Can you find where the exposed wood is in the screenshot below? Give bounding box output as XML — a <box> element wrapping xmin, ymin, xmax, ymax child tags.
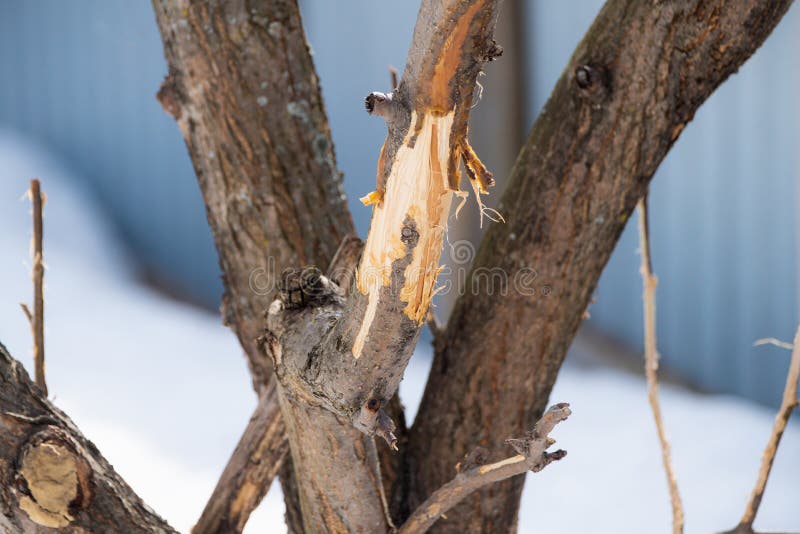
<box><xmin>637</xmin><ymin>197</ymin><xmax>684</xmax><ymax>534</ymax></box>
<box><xmin>721</xmin><ymin>326</ymin><xmax>800</xmax><ymax>534</ymax></box>
<box><xmin>153</xmin><ymin>0</ymin><xmax>355</xmax><ymax>528</ymax></box>
<box><xmin>407</xmin><ymin>1</ymin><xmax>795</xmax><ymax>531</ymax></box>
<box><xmin>398</xmin><ymin>403</ymin><xmax>570</xmax><ymax>534</ymax></box>
<box><xmin>0</xmin><ymin>342</ymin><xmax>176</xmax><ymax>533</ymax></box>
<box><xmin>265</xmin><ymin>3</ymin><xmax>503</xmax><ymax>529</ymax></box>
<box><xmin>21</xmin><ymin>179</ymin><xmax>46</xmax><ymax>396</ymax></box>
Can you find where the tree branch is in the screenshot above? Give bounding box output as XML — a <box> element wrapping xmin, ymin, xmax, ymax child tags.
<box><xmin>192</xmin><ymin>385</ymin><xmax>286</xmax><ymax>534</ymax></box>
<box><xmin>398</xmin><ymin>403</ymin><xmax>570</xmax><ymax>534</ymax></box>
<box><xmin>407</xmin><ymin>1</ymin><xmax>795</xmax><ymax>531</ymax></box>
<box><xmin>22</xmin><ymin>178</ymin><xmax>46</xmax><ymax>396</ymax></box>
<box><xmin>153</xmin><ymin>1</ymin><xmax>356</xmax><ymax>528</ymax></box>
<box><xmin>721</xmin><ymin>326</ymin><xmax>800</xmax><ymax>534</ymax></box>
<box><xmin>266</xmin><ymin>0</ymin><xmax>503</xmax><ymax>529</ymax></box>
<box><xmin>637</xmin><ymin>196</ymin><xmax>684</xmax><ymax>534</ymax></box>
<box><xmin>0</xmin><ymin>341</ymin><xmax>176</xmax><ymax>532</ymax></box>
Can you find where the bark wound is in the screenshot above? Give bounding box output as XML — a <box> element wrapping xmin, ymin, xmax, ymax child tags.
<box><xmin>15</xmin><ymin>431</ymin><xmax>91</xmax><ymax>528</ymax></box>
<box><xmin>354</xmin><ymin>111</ymin><xmax>455</xmax><ymax>358</ymax></box>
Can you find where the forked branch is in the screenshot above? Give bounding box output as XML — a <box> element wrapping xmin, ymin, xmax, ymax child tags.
<box><xmin>721</xmin><ymin>326</ymin><xmax>800</xmax><ymax>534</ymax></box>
<box><xmin>398</xmin><ymin>403</ymin><xmax>571</xmax><ymax>534</ymax></box>
<box><xmin>637</xmin><ymin>197</ymin><xmax>684</xmax><ymax>534</ymax></box>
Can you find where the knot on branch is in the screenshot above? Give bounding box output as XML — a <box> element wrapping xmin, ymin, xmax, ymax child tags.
<box><xmin>364</xmin><ymin>91</ymin><xmax>408</xmax><ymax>125</ymax></box>
<box><xmin>278</xmin><ymin>268</ymin><xmax>344</xmax><ymax>309</ymax></box>
<box><xmin>14</xmin><ymin>428</ymin><xmax>93</xmax><ymax>528</ymax></box>
<box><xmin>157</xmin><ymin>69</ymin><xmax>185</xmax><ymax>121</ymax></box>
<box><xmin>505</xmin><ymin>402</ymin><xmax>571</xmax><ymax>472</ymax></box>
<box><xmin>482</xmin><ymin>39</ymin><xmax>503</xmax><ymax>62</ymax></box>
<box><xmin>355</xmin><ymin>398</ymin><xmax>398</xmax><ymax>450</ymax></box>
<box><xmin>457</xmin><ymin>447</ymin><xmax>490</xmax><ymax>473</ymax></box>
<box><xmin>573</xmin><ymin>64</ymin><xmax>610</xmax><ymax>104</ymax></box>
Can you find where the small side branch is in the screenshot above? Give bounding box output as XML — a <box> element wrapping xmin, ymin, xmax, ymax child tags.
<box><xmin>22</xmin><ymin>179</ymin><xmax>46</xmax><ymax>396</ymax></box>
<box><xmin>637</xmin><ymin>197</ymin><xmax>684</xmax><ymax>534</ymax></box>
<box><xmin>723</xmin><ymin>326</ymin><xmax>800</xmax><ymax>534</ymax></box>
<box><xmin>398</xmin><ymin>403</ymin><xmax>570</xmax><ymax>534</ymax></box>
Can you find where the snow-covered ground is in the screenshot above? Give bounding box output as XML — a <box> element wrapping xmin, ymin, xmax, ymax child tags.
<box><xmin>0</xmin><ymin>130</ymin><xmax>797</xmax><ymax>533</ymax></box>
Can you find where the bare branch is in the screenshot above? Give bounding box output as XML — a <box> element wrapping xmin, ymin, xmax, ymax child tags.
<box><xmin>398</xmin><ymin>403</ymin><xmax>570</xmax><ymax>534</ymax></box>
<box><xmin>637</xmin><ymin>197</ymin><xmax>684</xmax><ymax>534</ymax></box>
<box><xmin>721</xmin><ymin>326</ymin><xmax>800</xmax><ymax>534</ymax></box>
<box><xmin>192</xmin><ymin>387</ymin><xmax>287</xmax><ymax>534</ymax></box>
<box><xmin>22</xmin><ymin>179</ymin><xmax>46</xmax><ymax>396</ymax></box>
<box><xmin>153</xmin><ymin>0</ymin><xmax>357</xmax><ymax>525</ymax></box>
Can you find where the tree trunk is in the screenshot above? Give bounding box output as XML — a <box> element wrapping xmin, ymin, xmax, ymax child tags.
<box><xmin>153</xmin><ymin>0</ymin><xmax>355</xmax><ymax>529</ymax></box>
<box><xmin>406</xmin><ymin>1</ymin><xmax>795</xmax><ymax>532</ymax></box>
<box><xmin>0</xmin><ymin>342</ymin><xmax>176</xmax><ymax>533</ymax></box>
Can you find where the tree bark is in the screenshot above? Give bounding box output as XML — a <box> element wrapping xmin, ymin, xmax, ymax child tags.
<box><xmin>0</xmin><ymin>342</ymin><xmax>176</xmax><ymax>533</ymax></box>
<box><xmin>192</xmin><ymin>383</ymin><xmax>286</xmax><ymax>534</ymax></box>
<box><xmin>264</xmin><ymin>0</ymin><xmax>503</xmax><ymax>530</ymax></box>
<box><xmin>407</xmin><ymin>1</ymin><xmax>795</xmax><ymax>532</ymax></box>
<box><xmin>153</xmin><ymin>0</ymin><xmax>355</xmax><ymax>530</ymax></box>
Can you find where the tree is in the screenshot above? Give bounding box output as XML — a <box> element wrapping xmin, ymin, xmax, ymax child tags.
<box><xmin>0</xmin><ymin>0</ymin><xmax>794</xmax><ymax>532</ymax></box>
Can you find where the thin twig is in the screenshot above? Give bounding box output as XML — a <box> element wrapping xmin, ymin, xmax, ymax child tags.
<box><xmin>397</xmin><ymin>403</ymin><xmax>570</xmax><ymax>534</ymax></box>
<box><xmin>637</xmin><ymin>196</ymin><xmax>684</xmax><ymax>534</ymax></box>
<box><xmin>753</xmin><ymin>338</ymin><xmax>794</xmax><ymax>351</ymax></box>
<box><xmin>729</xmin><ymin>326</ymin><xmax>800</xmax><ymax>533</ymax></box>
<box><xmin>389</xmin><ymin>65</ymin><xmax>399</xmax><ymax>90</ymax></box>
<box><xmin>23</xmin><ymin>179</ymin><xmax>47</xmax><ymax>396</ymax></box>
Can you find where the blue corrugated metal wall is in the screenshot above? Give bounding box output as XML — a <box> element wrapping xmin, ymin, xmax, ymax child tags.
<box><xmin>0</xmin><ymin>1</ymin><xmax>219</xmax><ymax>305</ymax></box>
<box><xmin>526</xmin><ymin>2</ymin><xmax>800</xmax><ymax>406</ymax></box>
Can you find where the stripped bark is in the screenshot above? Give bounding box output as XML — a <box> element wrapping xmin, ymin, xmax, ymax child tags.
<box><xmin>407</xmin><ymin>1</ymin><xmax>795</xmax><ymax>531</ymax></box>
<box><xmin>265</xmin><ymin>1</ymin><xmax>503</xmax><ymax>530</ymax></box>
<box><xmin>0</xmin><ymin>342</ymin><xmax>175</xmax><ymax>533</ymax></box>
<box><xmin>153</xmin><ymin>1</ymin><xmax>355</xmax><ymax>529</ymax></box>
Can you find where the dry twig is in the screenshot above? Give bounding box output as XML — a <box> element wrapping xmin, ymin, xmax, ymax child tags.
<box><xmin>722</xmin><ymin>326</ymin><xmax>800</xmax><ymax>534</ymax></box>
<box><xmin>637</xmin><ymin>196</ymin><xmax>684</xmax><ymax>534</ymax></box>
<box><xmin>397</xmin><ymin>403</ymin><xmax>571</xmax><ymax>534</ymax></box>
<box><xmin>21</xmin><ymin>179</ymin><xmax>46</xmax><ymax>396</ymax></box>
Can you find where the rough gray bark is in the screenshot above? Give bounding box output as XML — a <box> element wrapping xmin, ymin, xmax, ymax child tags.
<box><xmin>406</xmin><ymin>1</ymin><xmax>796</xmax><ymax>532</ymax></box>
<box><xmin>153</xmin><ymin>0</ymin><xmax>355</xmax><ymax>530</ymax></box>
<box><xmin>0</xmin><ymin>342</ymin><xmax>176</xmax><ymax>533</ymax></box>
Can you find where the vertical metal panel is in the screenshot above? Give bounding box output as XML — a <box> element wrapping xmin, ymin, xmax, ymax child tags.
<box><xmin>525</xmin><ymin>2</ymin><xmax>800</xmax><ymax>407</ymax></box>
<box><xmin>0</xmin><ymin>1</ymin><xmax>220</xmax><ymax>306</ymax></box>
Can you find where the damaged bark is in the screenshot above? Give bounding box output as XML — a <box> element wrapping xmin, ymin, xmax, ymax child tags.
<box><xmin>406</xmin><ymin>1</ymin><xmax>795</xmax><ymax>532</ymax></box>
<box><xmin>264</xmin><ymin>0</ymin><xmax>503</xmax><ymax>530</ymax></box>
<box><xmin>0</xmin><ymin>342</ymin><xmax>175</xmax><ymax>533</ymax></box>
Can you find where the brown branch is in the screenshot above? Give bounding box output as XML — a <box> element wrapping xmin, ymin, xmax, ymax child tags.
<box><xmin>721</xmin><ymin>326</ymin><xmax>800</xmax><ymax>534</ymax></box>
<box><xmin>153</xmin><ymin>1</ymin><xmax>356</xmax><ymax>528</ymax></box>
<box><xmin>407</xmin><ymin>1</ymin><xmax>795</xmax><ymax>531</ymax></box>
<box><xmin>637</xmin><ymin>197</ymin><xmax>684</xmax><ymax>534</ymax></box>
<box><xmin>398</xmin><ymin>403</ymin><xmax>570</xmax><ymax>534</ymax></box>
<box><xmin>192</xmin><ymin>386</ymin><xmax>286</xmax><ymax>534</ymax></box>
<box><xmin>22</xmin><ymin>179</ymin><xmax>46</xmax><ymax>396</ymax></box>
<box><xmin>266</xmin><ymin>1</ymin><xmax>504</xmax><ymax>529</ymax></box>
<box><xmin>0</xmin><ymin>341</ymin><xmax>176</xmax><ymax>532</ymax></box>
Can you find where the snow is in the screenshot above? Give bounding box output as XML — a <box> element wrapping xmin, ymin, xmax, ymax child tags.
<box><xmin>0</xmin><ymin>130</ymin><xmax>797</xmax><ymax>533</ymax></box>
